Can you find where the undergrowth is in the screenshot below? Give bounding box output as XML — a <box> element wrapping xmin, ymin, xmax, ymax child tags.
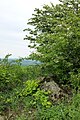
<box><xmin>0</xmin><ymin>55</ymin><xmax>80</xmax><ymax>120</ymax></box>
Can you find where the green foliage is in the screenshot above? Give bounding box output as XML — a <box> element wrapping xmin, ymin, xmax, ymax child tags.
<box><xmin>0</xmin><ymin>55</ymin><xmax>51</xmax><ymax>118</ymax></box>
<box><xmin>15</xmin><ymin>114</ymin><xmax>27</xmax><ymax>120</ymax></box>
<box><xmin>33</xmin><ymin>88</ymin><xmax>52</xmax><ymax>108</ymax></box>
<box><xmin>0</xmin><ymin>56</ymin><xmax>25</xmax><ymax>112</ymax></box>
<box><xmin>0</xmin><ymin>54</ymin><xmax>80</xmax><ymax>119</ymax></box>
<box><xmin>70</xmin><ymin>69</ymin><xmax>80</xmax><ymax>90</ymax></box>
<box><xmin>14</xmin><ymin>93</ymin><xmax>80</xmax><ymax>120</ymax></box>
<box><xmin>35</xmin><ymin>93</ymin><xmax>80</xmax><ymax>120</ymax></box>
<box><xmin>21</xmin><ymin>80</ymin><xmax>39</xmax><ymax>96</ymax></box>
<box><xmin>23</xmin><ymin>65</ymin><xmax>42</xmax><ymax>80</ymax></box>
<box><xmin>24</xmin><ymin>0</ymin><xmax>80</xmax><ymax>86</ymax></box>
<box><xmin>18</xmin><ymin>80</ymin><xmax>51</xmax><ymax>108</ymax></box>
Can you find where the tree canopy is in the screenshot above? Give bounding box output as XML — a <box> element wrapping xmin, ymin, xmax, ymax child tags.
<box><xmin>24</xmin><ymin>0</ymin><xmax>80</xmax><ymax>85</ymax></box>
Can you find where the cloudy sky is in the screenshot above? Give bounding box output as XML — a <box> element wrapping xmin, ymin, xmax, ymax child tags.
<box><xmin>0</xmin><ymin>0</ymin><xmax>59</xmax><ymax>58</ymax></box>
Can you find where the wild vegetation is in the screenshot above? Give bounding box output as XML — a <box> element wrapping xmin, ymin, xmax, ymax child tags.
<box><xmin>0</xmin><ymin>0</ymin><xmax>80</xmax><ymax>119</ymax></box>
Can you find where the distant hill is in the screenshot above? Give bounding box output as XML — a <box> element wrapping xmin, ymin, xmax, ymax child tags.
<box><xmin>0</xmin><ymin>58</ymin><xmax>41</xmax><ymax>66</ymax></box>
<box><xmin>8</xmin><ymin>59</ymin><xmax>40</xmax><ymax>66</ymax></box>
<box><xmin>21</xmin><ymin>60</ymin><xmax>40</xmax><ymax>66</ymax></box>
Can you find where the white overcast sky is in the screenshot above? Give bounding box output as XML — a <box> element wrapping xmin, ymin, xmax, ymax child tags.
<box><xmin>0</xmin><ymin>0</ymin><xmax>59</xmax><ymax>58</ymax></box>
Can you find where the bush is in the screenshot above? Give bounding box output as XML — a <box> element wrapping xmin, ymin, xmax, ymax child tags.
<box><xmin>24</xmin><ymin>0</ymin><xmax>80</xmax><ymax>87</ymax></box>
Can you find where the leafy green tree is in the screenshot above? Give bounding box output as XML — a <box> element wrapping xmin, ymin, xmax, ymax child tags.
<box><xmin>24</xmin><ymin>0</ymin><xmax>80</xmax><ymax>85</ymax></box>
